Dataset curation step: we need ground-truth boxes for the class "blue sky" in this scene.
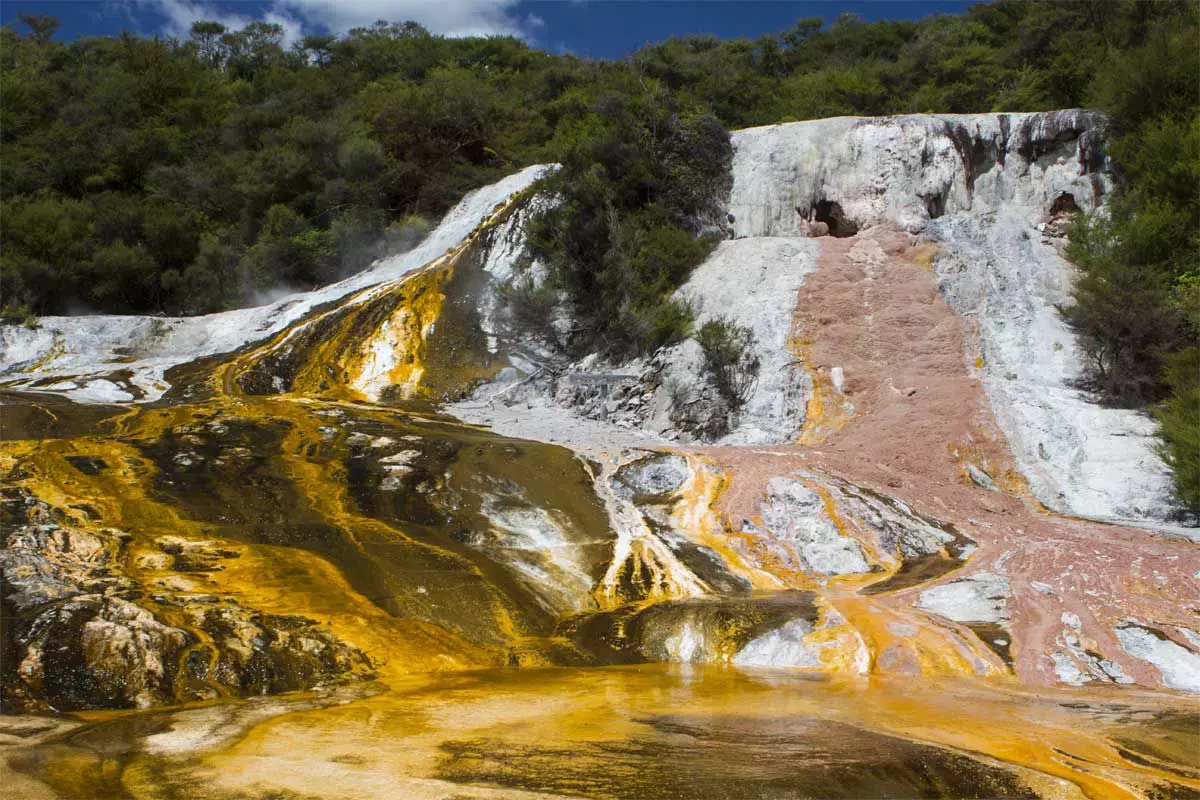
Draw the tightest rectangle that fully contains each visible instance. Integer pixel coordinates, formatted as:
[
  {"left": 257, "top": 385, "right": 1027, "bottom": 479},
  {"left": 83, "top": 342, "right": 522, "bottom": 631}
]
[{"left": 1, "top": 1, "right": 977, "bottom": 59}]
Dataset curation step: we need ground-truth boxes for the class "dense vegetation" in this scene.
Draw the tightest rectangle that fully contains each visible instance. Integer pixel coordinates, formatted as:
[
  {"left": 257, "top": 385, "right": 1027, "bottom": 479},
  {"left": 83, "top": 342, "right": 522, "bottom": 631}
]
[
  {"left": 525, "top": 86, "right": 730, "bottom": 355},
  {"left": 1056, "top": 12, "right": 1199, "bottom": 511},
  {"left": 0, "top": 2, "right": 1196, "bottom": 507}
]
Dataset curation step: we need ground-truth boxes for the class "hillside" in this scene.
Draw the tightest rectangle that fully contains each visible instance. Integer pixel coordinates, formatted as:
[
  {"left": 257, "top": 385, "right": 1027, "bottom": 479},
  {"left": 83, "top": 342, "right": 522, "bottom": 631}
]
[
  {"left": 1, "top": 110, "right": 1198, "bottom": 797},
  {"left": 3, "top": 0, "right": 1197, "bottom": 508},
  {"left": 0, "top": 3, "right": 1198, "bottom": 797}
]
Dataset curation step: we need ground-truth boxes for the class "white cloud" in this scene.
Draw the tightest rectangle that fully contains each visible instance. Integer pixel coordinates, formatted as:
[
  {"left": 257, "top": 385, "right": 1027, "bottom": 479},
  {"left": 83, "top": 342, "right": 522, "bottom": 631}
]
[
  {"left": 135, "top": 0, "right": 284, "bottom": 41},
  {"left": 278, "top": 0, "right": 524, "bottom": 37},
  {"left": 134, "top": 0, "right": 528, "bottom": 42}
]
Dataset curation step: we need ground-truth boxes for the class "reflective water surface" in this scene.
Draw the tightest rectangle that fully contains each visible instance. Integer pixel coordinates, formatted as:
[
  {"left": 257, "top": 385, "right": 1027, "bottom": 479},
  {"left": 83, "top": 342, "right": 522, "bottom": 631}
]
[{"left": 4, "top": 664, "right": 1199, "bottom": 799}]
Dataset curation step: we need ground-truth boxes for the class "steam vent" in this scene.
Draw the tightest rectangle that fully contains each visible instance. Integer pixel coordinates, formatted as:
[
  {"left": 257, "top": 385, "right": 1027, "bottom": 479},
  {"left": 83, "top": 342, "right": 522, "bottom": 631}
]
[{"left": 2, "top": 112, "right": 1198, "bottom": 799}]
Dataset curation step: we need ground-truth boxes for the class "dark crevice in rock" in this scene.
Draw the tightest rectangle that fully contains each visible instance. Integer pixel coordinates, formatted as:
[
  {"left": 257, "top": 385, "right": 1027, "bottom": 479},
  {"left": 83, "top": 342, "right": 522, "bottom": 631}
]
[
  {"left": 997, "top": 114, "right": 1012, "bottom": 167},
  {"left": 812, "top": 199, "right": 858, "bottom": 238},
  {"left": 1049, "top": 192, "right": 1080, "bottom": 215},
  {"left": 946, "top": 121, "right": 1000, "bottom": 197},
  {"left": 922, "top": 189, "right": 949, "bottom": 220},
  {"left": 1016, "top": 109, "right": 1107, "bottom": 169}
]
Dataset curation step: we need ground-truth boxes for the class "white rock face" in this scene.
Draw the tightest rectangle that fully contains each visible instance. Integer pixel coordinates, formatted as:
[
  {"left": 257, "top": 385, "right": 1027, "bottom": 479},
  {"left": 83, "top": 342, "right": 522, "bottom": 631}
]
[
  {"left": 729, "top": 111, "right": 1110, "bottom": 237},
  {"left": 1050, "top": 617, "right": 1133, "bottom": 688},
  {"left": 479, "top": 492, "right": 596, "bottom": 615},
  {"left": 675, "top": 237, "right": 818, "bottom": 444},
  {"left": 733, "top": 617, "right": 870, "bottom": 674},
  {"left": 755, "top": 477, "right": 871, "bottom": 576},
  {"left": 0, "top": 165, "right": 552, "bottom": 403},
  {"left": 466, "top": 112, "right": 1173, "bottom": 523},
  {"left": 930, "top": 210, "right": 1175, "bottom": 523},
  {"left": 733, "top": 619, "right": 822, "bottom": 668},
  {"left": 1115, "top": 624, "right": 1200, "bottom": 694},
  {"left": 456, "top": 235, "right": 819, "bottom": 446},
  {"left": 916, "top": 571, "right": 1010, "bottom": 624},
  {"left": 727, "top": 111, "right": 1175, "bottom": 524}
]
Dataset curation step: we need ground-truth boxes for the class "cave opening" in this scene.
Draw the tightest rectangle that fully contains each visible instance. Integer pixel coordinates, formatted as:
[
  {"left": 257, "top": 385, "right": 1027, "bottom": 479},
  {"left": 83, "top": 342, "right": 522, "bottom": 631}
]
[
  {"left": 1049, "top": 192, "right": 1080, "bottom": 215},
  {"left": 922, "top": 190, "right": 948, "bottom": 220},
  {"left": 812, "top": 200, "right": 858, "bottom": 238}
]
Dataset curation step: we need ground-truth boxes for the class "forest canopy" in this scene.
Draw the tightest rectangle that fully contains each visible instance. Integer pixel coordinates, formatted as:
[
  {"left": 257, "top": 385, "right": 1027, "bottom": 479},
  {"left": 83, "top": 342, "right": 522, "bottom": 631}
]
[
  {"left": 1, "top": 1, "right": 1191, "bottom": 318},
  {"left": 1, "top": 2, "right": 1197, "bottom": 505}
]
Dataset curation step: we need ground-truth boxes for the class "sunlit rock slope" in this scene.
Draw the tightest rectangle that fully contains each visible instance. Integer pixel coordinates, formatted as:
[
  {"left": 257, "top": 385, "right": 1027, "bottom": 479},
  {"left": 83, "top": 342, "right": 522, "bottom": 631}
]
[
  {"left": 0, "top": 165, "right": 551, "bottom": 404},
  {"left": 2, "top": 111, "right": 1198, "bottom": 800},
  {"left": 461, "top": 111, "right": 1177, "bottom": 525}
]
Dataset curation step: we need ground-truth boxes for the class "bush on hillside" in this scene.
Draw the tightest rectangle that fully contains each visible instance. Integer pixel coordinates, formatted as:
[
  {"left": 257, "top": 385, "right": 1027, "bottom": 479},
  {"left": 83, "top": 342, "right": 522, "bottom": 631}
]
[
  {"left": 696, "top": 317, "right": 760, "bottom": 409},
  {"left": 527, "top": 83, "right": 731, "bottom": 357},
  {"left": 1157, "top": 347, "right": 1200, "bottom": 515},
  {"left": 1062, "top": 210, "right": 1185, "bottom": 406}
]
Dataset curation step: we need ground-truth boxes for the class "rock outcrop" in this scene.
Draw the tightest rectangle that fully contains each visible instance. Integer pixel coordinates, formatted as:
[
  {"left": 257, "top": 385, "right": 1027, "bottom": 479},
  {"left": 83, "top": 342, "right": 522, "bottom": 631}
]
[
  {"left": 1, "top": 112, "right": 1196, "bottom": 715},
  {"left": 0, "top": 165, "right": 551, "bottom": 404},
  {"left": 1, "top": 112, "right": 1197, "bottom": 800},
  {"left": 457, "top": 111, "right": 1179, "bottom": 524},
  {"left": 0, "top": 488, "right": 373, "bottom": 712},
  {"left": 0, "top": 112, "right": 1179, "bottom": 523}
]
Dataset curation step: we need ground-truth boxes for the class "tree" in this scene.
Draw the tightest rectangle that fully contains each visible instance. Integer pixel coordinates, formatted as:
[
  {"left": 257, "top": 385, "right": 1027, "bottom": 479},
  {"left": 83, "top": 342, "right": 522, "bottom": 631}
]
[
  {"left": 1157, "top": 348, "right": 1200, "bottom": 514},
  {"left": 297, "top": 34, "right": 336, "bottom": 66},
  {"left": 17, "top": 14, "right": 58, "bottom": 44},
  {"left": 190, "top": 21, "right": 227, "bottom": 68}
]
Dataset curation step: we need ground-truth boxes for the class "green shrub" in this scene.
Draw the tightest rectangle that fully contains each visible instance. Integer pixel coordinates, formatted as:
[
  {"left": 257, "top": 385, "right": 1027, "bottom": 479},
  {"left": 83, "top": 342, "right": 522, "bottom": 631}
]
[
  {"left": 696, "top": 317, "right": 759, "bottom": 409},
  {"left": 0, "top": 304, "right": 38, "bottom": 328},
  {"left": 498, "top": 274, "right": 561, "bottom": 347},
  {"left": 527, "top": 86, "right": 731, "bottom": 358},
  {"left": 385, "top": 214, "right": 432, "bottom": 253},
  {"left": 625, "top": 297, "right": 695, "bottom": 355},
  {"left": 1156, "top": 347, "right": 1200, "bottom": 515},
  {"left": 1062, "top": 210, "right": 1184, "bottom": 406}
]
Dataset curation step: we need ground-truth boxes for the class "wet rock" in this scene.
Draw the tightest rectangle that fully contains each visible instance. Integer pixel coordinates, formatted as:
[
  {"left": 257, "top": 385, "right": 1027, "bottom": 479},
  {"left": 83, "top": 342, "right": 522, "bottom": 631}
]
[
  {"left": 184, "top": 605, "right": 372, "bottom": 696},
  {"left": 612, "top": 454, "right": 690, "bottom": 503},
  {"left": 1115, "top": 623, "right": 1200, "bottom": 694},
  {"left": 755, "top": 477, "right": 871, "bottom": 576},
  {"left": 966, "top": 463, "right": 999, "bottom": 492},
  {"left": 172, "top": 451, "right": 201, "bottom": 468},
  {"left": 16, "top": 594, "right": 190, "bottom": 710},
  {"left": 916, "top": 572, "right": 1009, "bottom": 624},
  {"left": 379, "top": 450, "right": 421, "bottom": 474},
  {"left": 1051, "top": 618, "right": 1133, "bottom": 688},
  {"left": 818, "top": 476, "right": 964, "bottom": 560},
  {"left": 733, "top": 614, "right": 871, "bottom": 674},
  {"left": 171, "top": 553, "right": 226, "bottom": 572},
  {"left": 1, "top": 493, "right": 373, "bottom": 712},
  {"left": 732, "top": 619, "right": 821, "bottom": 667},
  {"left": 154, "top": 536, "right": 241, "bottom": 572},
  {"left": 64, "top": 456, "right": 108, "bottom": 475},
  {"left": 561, "top": 593, "right": 818, "bottom": 665},
  {"left": 136, "top": 553, "right": 172, "bottom": 570},
  {"left": 2, "top": 524, "right": 130, "bottom": 611},
  {"left": 476, "top": 490, "right": 597, "bottom": 615}
]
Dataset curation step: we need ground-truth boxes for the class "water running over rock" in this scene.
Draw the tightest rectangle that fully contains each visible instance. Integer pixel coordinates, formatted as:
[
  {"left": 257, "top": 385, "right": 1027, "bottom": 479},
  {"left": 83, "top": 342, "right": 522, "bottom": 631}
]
[{"left": 1, "top": 112, "right": 1197, "bottom": 799}]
